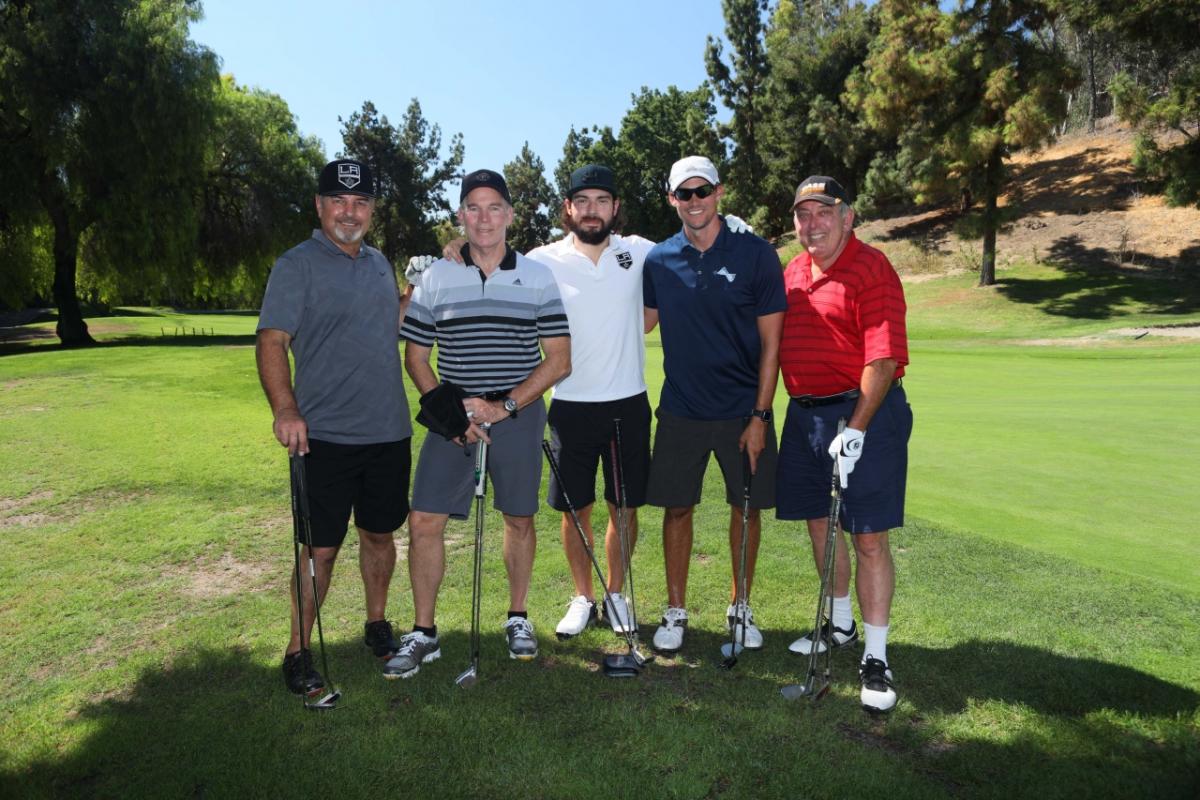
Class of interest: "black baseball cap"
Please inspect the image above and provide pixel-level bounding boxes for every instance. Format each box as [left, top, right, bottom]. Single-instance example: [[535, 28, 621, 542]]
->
[[318, 159, 375, 198], [792, 175, 851, 209], [567, 164, 617, 199], [460, 169, 511, 204]]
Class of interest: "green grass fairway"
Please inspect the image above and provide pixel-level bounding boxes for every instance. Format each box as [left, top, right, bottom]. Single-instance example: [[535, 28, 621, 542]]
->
[[2, 262, 1198, 800]]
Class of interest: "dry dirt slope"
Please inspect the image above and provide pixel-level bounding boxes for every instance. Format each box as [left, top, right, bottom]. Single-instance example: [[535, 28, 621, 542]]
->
[[855, 117, 1200, 281]]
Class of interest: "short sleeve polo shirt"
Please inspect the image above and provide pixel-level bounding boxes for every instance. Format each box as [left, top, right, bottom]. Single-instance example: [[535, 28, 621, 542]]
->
[[643, 221, 787, 420], [257, 229, 412, 445], [401, 247, 570, 396], [780, 232, 909, 397], [526, 233, 655, 402]]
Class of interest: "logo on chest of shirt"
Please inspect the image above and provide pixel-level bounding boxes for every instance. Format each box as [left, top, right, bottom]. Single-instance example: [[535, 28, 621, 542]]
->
[[615, 251, 633, 270], [513, 278, 523, 286], [714, 266, 737, 283]]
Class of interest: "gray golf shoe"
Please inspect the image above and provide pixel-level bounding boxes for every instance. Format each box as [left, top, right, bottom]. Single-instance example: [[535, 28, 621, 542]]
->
[[382, 631, 441, 680], [504, 616, 538, 661]]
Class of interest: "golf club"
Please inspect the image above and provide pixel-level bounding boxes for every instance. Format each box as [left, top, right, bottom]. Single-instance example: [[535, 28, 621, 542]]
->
[[782, 418, 846, 701], [606, 419, 649, 677], [289, 453, 340, 711], [543, 440, 651, 677], [720, 449, 753, 669], [455, 424, 490, 689]]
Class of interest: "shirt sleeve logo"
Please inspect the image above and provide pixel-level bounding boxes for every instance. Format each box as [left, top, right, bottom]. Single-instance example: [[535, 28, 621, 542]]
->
[[616, 251, 633, 270]]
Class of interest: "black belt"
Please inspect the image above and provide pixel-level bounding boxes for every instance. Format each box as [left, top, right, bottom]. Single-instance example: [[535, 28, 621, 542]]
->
[[479, 388, 516, 401], [790, 379, 901, 408]]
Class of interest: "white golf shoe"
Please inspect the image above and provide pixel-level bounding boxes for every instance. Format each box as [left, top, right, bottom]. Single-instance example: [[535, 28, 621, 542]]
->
[[859, 655, 897, 713], [789, 619, 858, 655], [725, 602, 764, 650], [604, 593, 635, 635], [554, 595, 596, 640], [652, 606, 688, 653]]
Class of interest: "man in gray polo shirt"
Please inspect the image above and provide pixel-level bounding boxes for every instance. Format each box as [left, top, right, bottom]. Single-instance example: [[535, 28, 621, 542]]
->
[[256, 159, 412, 697]]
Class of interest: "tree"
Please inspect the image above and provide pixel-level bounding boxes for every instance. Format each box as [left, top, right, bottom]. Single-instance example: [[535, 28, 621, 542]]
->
[[759, 0, 888, 233], [196, 75, 325, 306], [339, 99, 464, 264], [851, 0, 1077, 285], [503, 143, 556, 253], [0, 0, 218, 344], [1055, 0, 1200, 207], [706, 0, 771, 225], [557, 86, 724, 242]]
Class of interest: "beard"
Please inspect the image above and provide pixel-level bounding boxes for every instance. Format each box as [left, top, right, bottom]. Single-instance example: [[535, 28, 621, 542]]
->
[[566, 214, 613, 246], [331, 222, 367, 246]]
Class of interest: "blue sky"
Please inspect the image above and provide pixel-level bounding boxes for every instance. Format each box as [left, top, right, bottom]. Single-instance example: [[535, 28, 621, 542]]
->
[[191, 0, 733, 196]]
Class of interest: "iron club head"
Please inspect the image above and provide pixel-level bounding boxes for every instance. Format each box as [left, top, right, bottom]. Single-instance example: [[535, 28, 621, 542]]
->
[[780, 681, 830, 702], [304, 687, 341, 711], [454, 666, 478, 689]]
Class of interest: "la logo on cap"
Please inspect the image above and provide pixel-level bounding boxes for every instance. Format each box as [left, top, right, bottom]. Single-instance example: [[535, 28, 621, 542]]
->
[[338, 163, 361, 189]]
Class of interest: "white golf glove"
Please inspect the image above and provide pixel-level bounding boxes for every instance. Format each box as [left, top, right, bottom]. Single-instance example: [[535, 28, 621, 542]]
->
[[725, 215, 754, 234], [404, 255, 435, 287], [827, 427, 865, 489]]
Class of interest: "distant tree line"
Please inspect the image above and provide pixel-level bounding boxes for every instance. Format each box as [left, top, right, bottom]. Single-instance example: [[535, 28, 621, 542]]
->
[[2, 0, 1195, 345]]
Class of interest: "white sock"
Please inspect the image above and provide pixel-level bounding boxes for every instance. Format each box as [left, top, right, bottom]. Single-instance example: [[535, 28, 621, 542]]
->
[[862, 622, 889, 666], [831, 595, 853, 630]]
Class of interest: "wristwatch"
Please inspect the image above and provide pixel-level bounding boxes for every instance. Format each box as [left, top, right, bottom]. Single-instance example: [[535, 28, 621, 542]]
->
[[503, 396, 519, 418], [750, 408, 772, 423]]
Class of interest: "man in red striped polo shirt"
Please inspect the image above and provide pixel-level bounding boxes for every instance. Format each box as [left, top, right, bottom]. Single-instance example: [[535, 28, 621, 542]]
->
[[776, 175, 913, 714]]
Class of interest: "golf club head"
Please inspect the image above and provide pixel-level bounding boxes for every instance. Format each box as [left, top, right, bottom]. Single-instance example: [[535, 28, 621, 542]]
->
[[630, 646, 653, 667], [454, 665, 478, 689], [719, 641, 745, 659], [780, 681, 830, 702], [304, 688, 341, 711], [602, 654, 641, 678]]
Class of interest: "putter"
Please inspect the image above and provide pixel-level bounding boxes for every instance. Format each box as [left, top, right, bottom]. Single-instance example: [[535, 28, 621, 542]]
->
[[782, 418, 846, 701], [543, 440, 651, 678], [720, 450, 753, 669], [289, 454, 340, 711], [455, 425, 490, 689], [605, 419, 650, 677]]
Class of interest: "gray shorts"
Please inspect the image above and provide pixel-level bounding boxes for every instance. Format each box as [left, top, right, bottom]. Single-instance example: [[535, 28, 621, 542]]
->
[[411, 398, 547, 519], [646, 408, 778, 509]]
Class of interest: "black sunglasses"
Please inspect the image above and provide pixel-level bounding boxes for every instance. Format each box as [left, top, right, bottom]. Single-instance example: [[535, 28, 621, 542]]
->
[[672, 184, 717, 201]]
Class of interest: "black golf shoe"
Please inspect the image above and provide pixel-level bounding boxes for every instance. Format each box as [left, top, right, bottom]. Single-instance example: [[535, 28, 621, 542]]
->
[[363, 619, 400, 658], [282, 649, 325, 696]]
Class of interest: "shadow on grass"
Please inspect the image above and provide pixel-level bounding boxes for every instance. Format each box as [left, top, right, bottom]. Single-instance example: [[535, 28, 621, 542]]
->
[[5, 633, 1196, 799], [0, 333, 258, 357], [992, 236, 1200, 319]]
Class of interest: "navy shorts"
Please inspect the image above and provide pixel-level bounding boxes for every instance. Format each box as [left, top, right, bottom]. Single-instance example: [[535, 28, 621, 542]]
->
[[775, 386, 912, 533], [303, 438, 412, 547], [546, 392, 651, 512]]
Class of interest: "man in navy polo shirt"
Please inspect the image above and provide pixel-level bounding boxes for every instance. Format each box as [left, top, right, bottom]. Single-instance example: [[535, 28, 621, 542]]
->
[[257, 159, 412, 697], [643, 155, 787, 655]]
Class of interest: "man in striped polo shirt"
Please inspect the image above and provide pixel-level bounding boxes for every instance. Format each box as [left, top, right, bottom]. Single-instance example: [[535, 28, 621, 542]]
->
[[776, 175, 912, 714], [388, 169, 571, 678]]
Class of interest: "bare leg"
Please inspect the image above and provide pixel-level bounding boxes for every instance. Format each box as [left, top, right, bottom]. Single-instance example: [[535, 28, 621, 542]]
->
[[662, 506, 694, 608], [560, 504, 595, 599], [408, 510, 448, 628], [851, 531, 894, 626], [806, 517, 852, 599], [727, 505, 761, 602], [287, 545, 338, 653], [605, 503, 638, 593], [357, 527, 396, 622], [503, 513, 536, 613]]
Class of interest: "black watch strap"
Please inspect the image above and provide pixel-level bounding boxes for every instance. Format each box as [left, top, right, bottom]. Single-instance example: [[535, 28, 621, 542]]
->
[[750, 408, 772, 422]]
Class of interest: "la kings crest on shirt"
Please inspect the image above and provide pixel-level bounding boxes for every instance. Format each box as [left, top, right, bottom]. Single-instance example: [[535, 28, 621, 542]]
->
[[615, 251, 633, 270]]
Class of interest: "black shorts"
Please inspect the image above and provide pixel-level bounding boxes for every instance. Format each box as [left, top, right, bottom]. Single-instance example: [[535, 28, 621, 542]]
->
[[546, 393, 651, 512], [303, 438, 411, 547], [645, 409, 777, 509]]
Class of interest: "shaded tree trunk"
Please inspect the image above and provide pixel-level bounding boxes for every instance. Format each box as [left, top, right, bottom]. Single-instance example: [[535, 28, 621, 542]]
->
[[43, 182, 94, 346], [978, 148, 1002, 287]]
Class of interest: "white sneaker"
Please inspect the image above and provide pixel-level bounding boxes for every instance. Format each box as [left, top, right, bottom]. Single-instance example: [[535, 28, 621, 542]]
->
[[788, 620, 858, 655], [652, 606, 688, 653], [604, 593, 634, 635], [725, 602, 764, 650], [554, 595, 596, 640], [860, 655, 897, 713]]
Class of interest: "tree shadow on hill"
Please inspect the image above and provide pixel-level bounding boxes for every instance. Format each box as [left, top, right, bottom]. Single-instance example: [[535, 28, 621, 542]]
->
[[5, 632, 1195, 799], [993, 235, 1200, 319], [1008, 147, 1138, 216]]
